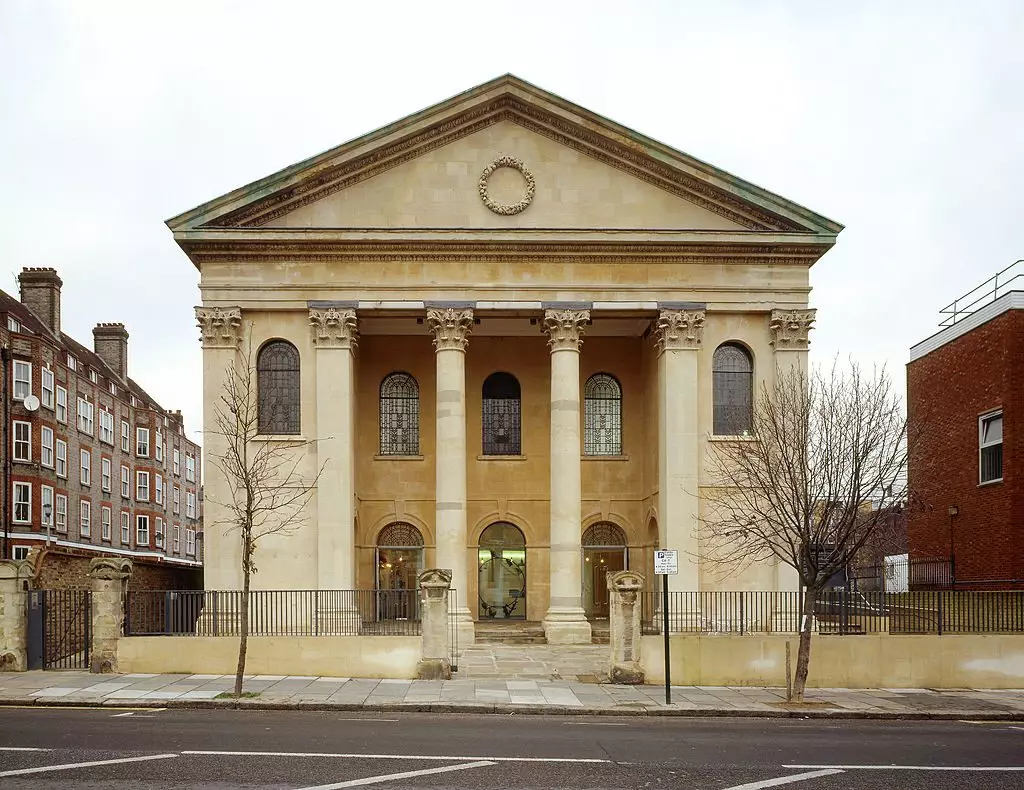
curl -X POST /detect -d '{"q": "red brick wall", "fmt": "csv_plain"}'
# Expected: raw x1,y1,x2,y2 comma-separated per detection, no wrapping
907,309,1022,587
32,547,202,591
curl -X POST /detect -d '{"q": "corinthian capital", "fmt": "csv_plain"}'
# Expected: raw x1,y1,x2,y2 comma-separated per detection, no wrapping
195,306,242,349
769,308,816,350
654,309,705,352
426,307,473,352
542,309,589,352
310,306,358,349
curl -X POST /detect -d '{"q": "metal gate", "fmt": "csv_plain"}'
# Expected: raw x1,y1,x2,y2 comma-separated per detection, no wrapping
449,589,459,673
27,589,92,670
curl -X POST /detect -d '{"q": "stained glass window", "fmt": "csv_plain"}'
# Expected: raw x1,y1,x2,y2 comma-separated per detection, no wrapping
584,373,622,455
380,373,420,455
482,372,521,456
257,341,300,435
712,343,753,436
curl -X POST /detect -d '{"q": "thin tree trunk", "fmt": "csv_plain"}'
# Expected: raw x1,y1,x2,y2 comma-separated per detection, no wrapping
234,541,251,697
791,585,816,702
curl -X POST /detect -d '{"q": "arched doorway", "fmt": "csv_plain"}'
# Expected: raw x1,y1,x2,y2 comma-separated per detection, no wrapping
582,522,628,619
376,522,424,620
478,522,526,620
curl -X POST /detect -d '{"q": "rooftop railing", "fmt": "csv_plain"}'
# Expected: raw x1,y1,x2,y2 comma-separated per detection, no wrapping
939,259,1024,327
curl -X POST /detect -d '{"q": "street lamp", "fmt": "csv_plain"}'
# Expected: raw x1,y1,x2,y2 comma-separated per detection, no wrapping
43,503,53,547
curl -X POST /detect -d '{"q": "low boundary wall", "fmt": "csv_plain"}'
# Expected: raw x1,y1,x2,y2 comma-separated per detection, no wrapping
640,634,1024,689
118,636,421,678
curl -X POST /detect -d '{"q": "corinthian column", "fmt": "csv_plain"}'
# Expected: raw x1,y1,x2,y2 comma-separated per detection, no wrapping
541,308,592,645
654,307,704,607
195,306,243,591
426,306,475,646
769,308,815,599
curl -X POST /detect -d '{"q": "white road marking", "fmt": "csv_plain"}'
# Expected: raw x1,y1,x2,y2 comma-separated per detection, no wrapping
566,722,629,727
1009,726,1024,731
785,764,1024,772
110,712,134,718
181,750,609,763
0,747,51,752
294,760,494,789
720,769,844,790
0,752,178,778
334,718,399,722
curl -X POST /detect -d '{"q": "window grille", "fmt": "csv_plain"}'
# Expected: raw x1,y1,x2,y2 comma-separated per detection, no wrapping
582,522,627,547
482,372,521,456
257,340,301,434
377,522,424,547
712,344,753,436
379,373,420,455
584,373,622,455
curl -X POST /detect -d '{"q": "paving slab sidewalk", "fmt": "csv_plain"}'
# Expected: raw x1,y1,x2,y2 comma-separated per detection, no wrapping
2,672,1024,719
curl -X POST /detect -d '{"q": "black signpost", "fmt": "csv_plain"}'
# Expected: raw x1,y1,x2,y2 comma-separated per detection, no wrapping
654,549,678,705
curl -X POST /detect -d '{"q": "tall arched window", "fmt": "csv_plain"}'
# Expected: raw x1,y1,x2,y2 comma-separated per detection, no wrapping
379,373,419,455
482,372,521,455
584,373,622,456
257,340,300,435
712,343,753,436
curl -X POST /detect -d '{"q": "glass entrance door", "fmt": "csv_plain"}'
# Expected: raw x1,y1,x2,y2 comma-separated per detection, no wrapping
478,522,527,620
582,547,626,619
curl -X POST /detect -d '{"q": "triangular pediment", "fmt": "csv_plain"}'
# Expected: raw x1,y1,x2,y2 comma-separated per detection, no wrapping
168,75,842,237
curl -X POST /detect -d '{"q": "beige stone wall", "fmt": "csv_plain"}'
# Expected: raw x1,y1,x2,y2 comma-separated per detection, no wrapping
641,634,1024,689
117,635,421,678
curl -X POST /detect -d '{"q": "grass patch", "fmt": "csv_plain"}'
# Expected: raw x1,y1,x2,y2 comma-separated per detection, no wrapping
215,691,261,700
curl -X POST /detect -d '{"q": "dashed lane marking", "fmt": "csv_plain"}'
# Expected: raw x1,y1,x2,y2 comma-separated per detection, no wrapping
294,760,495,789
785,764,1024,772
721,770,844,790
181,750,609,763
0,752,178,778
0,747,51,752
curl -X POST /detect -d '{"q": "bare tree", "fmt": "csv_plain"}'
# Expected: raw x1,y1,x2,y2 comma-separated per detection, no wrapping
209,338,323,697
700,361,909,702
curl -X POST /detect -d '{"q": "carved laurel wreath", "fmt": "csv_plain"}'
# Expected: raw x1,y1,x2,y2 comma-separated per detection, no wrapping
478,155,535,215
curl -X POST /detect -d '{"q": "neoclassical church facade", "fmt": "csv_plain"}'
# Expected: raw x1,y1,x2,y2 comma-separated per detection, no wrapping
170,76,840,644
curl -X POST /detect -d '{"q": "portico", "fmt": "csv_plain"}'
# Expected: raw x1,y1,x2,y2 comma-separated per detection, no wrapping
175,75,840,645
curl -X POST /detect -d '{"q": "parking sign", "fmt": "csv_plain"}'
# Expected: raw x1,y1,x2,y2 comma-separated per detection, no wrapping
654,549,678,575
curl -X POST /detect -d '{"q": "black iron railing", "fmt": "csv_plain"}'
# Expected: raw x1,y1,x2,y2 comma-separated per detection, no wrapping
639,590,1024,635
849,557,954,591
124,590,423,637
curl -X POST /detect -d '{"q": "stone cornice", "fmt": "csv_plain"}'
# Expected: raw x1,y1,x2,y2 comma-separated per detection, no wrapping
769,308,816,350
195,306,242,348
426,307,474,351
542,309,590,351
654,309,705,352
309,306,358,349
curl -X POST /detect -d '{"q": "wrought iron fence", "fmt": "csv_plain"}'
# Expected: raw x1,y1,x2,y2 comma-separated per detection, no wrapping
639,590,1024,635
849,557,954,591
27,589,91,670
124,590,422,637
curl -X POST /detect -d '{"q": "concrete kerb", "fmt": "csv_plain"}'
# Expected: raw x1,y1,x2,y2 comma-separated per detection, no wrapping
2,697,1022,720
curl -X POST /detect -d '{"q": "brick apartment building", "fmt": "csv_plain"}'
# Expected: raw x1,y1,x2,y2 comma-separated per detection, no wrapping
1,268,202,588
907,261,1022,589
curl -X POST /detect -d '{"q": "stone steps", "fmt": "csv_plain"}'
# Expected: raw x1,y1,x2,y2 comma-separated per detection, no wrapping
474,621,548,645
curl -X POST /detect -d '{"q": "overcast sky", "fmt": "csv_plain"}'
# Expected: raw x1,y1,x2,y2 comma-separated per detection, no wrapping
1,0,1020,443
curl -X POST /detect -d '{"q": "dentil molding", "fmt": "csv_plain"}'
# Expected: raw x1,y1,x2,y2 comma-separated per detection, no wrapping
426,307,474,351
309,306,358,349
542,309,590,351
654,309,705,352
769,308,816,349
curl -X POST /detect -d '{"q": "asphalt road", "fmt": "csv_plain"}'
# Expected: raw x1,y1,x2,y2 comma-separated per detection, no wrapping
0,707,1022,789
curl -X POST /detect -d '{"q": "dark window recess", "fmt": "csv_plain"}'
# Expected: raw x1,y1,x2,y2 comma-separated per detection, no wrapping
380,373,420,455
584,373,622,456
257,341,300,435
482,372,521,456
712,344,753,436
980,413,1003,483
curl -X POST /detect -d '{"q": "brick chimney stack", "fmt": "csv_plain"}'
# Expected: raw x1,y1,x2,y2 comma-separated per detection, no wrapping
18,268,62,335
93,323,129,380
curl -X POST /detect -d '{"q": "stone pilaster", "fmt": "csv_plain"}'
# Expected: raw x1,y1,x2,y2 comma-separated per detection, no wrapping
608,570,645,684
195,306,244,590
0,559,34,671
654,308,704,600
417,569,452,680
769,308,815,599
541,308,592,644
88,557,132,674
426,307,475,646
